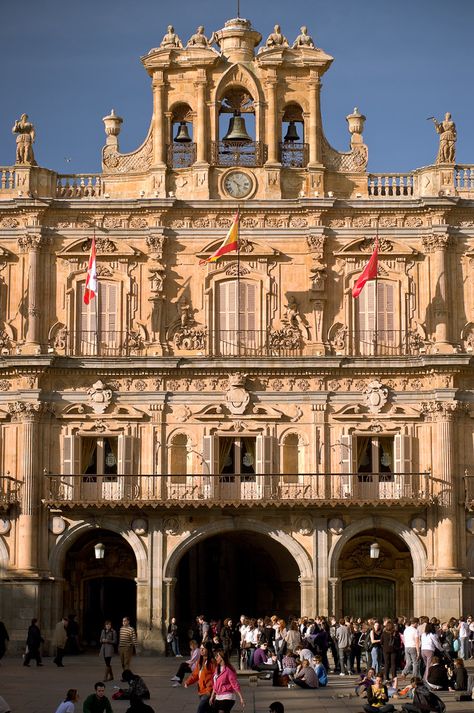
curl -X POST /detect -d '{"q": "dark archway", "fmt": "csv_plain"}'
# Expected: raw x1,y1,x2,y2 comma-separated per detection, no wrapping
174,531,299,629
64,528,137,646
338,528,413,618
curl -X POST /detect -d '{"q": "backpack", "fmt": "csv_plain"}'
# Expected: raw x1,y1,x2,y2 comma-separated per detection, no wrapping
364,629,373,652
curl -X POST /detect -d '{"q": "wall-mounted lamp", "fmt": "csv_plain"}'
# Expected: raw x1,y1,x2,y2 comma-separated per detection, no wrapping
94,542,105,560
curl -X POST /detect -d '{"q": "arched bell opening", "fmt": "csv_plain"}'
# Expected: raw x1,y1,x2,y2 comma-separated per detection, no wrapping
337,528,413,619
213,87,264,167
168,103,196,168
281,103,308,167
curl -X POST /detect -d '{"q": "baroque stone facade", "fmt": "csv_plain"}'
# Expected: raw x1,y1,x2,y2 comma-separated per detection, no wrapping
0,16,474,653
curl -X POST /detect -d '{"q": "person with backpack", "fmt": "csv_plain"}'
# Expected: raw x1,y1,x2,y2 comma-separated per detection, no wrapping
401,677,446,713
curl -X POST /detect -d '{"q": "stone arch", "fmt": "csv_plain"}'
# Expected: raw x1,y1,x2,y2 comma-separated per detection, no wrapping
49,519,147,580
215,63,263,105
328,516,426,580
0,535,9,578
164,517,313,581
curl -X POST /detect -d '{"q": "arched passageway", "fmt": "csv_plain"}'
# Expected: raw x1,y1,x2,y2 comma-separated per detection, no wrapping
338,528,413,619
63,528,137,645
174,531,300,627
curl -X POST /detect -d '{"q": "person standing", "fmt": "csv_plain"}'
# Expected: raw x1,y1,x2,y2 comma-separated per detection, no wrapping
402,618,420,678
185,641,216,713
0,620,9,664
167,617,181,657
83,682,113,713
54,689,79,713
100,620,117,681
335,618,352,676
119,617,137,670
24,618,44,666
209,649,245,713
53,617,68,667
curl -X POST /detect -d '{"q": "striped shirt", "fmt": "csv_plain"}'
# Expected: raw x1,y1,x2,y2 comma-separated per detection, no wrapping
119,625,137,648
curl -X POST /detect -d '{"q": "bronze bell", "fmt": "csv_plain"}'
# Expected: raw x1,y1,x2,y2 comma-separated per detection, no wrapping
174,121,192,143
284,121,300,143
222,111,253,144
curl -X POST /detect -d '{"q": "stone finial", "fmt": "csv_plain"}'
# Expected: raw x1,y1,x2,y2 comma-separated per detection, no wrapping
430,113,456,164
346,107,366,147
103,109,123,137
12,114,36,165
265,24,288,48
160,25,183,49
292,26,316,49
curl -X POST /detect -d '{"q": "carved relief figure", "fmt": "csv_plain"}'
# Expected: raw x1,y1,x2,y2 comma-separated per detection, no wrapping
187,26,213,47
12,114,36,165
265,24,288,47
160,25,183,49
292,26,315,49
431,113,456,164
285,295,302,328
178,299,191,327
310,264,326,291
149,265,165,293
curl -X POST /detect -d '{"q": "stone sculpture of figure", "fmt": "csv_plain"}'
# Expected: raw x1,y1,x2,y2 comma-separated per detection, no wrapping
286,295,302,327
149,266,165,293
160,25,183,49
187,25,212,47
265,24,289,47
431,113,457,164
12,114,36,165
179,299,191,327
292,26,315,49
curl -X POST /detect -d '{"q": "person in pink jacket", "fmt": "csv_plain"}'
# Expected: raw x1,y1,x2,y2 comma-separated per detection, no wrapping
209,649,245,713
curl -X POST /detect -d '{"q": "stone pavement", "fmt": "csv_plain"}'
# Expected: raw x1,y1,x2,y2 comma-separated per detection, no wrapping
1,654,474,713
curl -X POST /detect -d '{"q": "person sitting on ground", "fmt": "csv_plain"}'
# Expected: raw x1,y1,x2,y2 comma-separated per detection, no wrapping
252,644,281,685
356,668,376,697
312,654,328,686
269,703,284,713
293,658,319,689
120,669,150,700
363,672,395,713
295,644,314,663
125,694,155,713
449,657,467,691
170,639,200,685
54,689,79,713
401,677,446,713
281,649,297,676
426,656,450,691
83,682,113,713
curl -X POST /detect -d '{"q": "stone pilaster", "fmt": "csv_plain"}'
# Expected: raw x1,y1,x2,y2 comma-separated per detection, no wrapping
265,73,279,165
17,232,50,353
421,232,453,352
152,72,166,167
195,76,207,165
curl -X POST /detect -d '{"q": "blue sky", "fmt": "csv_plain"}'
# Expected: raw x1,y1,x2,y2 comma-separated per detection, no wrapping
1,0,473,175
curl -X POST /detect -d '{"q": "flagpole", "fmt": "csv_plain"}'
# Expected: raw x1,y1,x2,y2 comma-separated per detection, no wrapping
93,229,99,356
374,222,379,357
237,205,241,357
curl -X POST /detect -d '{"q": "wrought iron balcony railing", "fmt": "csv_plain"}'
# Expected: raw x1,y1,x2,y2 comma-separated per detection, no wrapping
167,143,197,169
210,141,267,167
279,142,309,168
51,330,145,357
43,472,433,507
0,475,22,507
339,329,426,357
206,330,302,357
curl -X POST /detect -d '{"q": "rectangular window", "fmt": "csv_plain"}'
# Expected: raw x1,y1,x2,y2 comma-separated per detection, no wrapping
77,282,120,356
217,280,259,355
356,281,398,355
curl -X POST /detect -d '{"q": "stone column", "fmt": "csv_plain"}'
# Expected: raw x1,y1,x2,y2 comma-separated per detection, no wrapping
195,77,207,165
18,232,48,352
265,74,279,165
163,576,176,626
329,577,339,616
10,401,44,571
308,72,322,166
152,72,166,167
422,233,452,351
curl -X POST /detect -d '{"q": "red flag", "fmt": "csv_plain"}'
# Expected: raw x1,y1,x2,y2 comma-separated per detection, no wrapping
84,236,97,305
199,212,239,265
352,239,379,298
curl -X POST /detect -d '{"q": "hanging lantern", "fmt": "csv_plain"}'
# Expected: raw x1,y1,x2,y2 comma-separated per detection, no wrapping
174,121,192,143
369,541,380,559
94,542,105,560
222,111,252,144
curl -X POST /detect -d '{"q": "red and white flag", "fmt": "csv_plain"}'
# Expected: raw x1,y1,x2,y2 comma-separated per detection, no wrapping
83,236,97,305
352,239,379,298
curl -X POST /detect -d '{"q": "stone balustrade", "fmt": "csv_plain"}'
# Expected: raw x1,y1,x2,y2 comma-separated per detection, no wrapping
455,165,474,193
0,167,16,192
368,173,414,197
56,173,102,198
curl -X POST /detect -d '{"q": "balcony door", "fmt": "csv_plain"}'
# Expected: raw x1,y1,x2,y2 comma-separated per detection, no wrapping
217,280,259,356
219,437,257,499
77,281,120,356
356,281,397,355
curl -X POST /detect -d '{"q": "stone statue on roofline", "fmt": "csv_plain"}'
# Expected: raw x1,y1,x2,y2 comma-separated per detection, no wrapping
12,114,36,165
160,25,183,49
265,24,289,48
429,112,456,164
292,26,316,49
187,25,215,47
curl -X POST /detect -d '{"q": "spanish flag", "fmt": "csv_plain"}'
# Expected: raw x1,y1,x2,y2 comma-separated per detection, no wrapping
200,212,239,264
352,238,379,298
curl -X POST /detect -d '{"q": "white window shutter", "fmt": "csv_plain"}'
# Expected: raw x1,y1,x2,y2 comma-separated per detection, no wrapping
339,434,354,499
394,434,412,474
118,434,134,475
256,435,273,474
62,434,80,475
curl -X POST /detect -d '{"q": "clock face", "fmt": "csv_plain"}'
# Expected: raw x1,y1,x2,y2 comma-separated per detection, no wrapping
223,171,253,199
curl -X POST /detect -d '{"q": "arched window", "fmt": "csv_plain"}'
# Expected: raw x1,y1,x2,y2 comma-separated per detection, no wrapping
168,103,196,168
281,103,307,168
213,87,263,167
